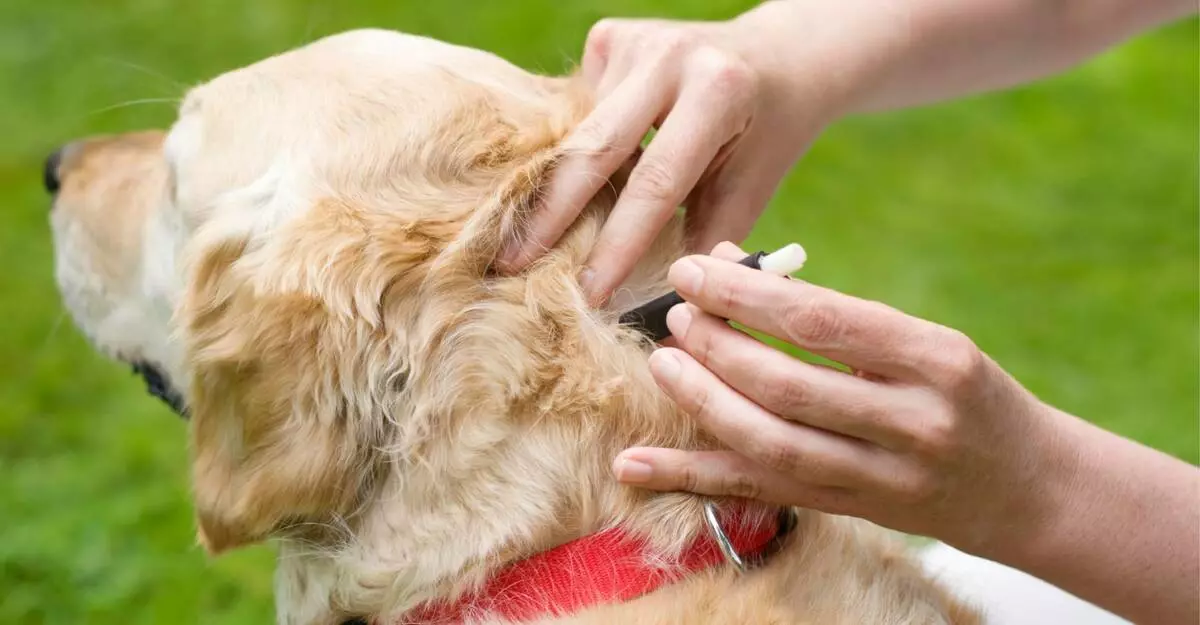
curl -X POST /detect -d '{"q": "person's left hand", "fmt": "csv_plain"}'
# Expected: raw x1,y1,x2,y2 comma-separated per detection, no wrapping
494,12,840,305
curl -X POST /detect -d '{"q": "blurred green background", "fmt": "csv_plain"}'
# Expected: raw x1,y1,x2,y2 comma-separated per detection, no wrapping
0,0,1195,623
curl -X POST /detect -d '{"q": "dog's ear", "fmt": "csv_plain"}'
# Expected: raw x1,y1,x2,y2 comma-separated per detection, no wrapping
181,238,380,553
428,73,593,277
432,150,560,278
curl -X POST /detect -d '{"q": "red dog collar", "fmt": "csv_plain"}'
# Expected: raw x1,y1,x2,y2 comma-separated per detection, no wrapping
389,503,797,624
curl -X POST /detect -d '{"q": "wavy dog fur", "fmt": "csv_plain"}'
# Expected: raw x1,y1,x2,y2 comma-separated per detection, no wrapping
49,29,979,624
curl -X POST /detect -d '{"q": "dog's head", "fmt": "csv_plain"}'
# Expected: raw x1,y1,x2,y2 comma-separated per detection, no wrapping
48,30,677,557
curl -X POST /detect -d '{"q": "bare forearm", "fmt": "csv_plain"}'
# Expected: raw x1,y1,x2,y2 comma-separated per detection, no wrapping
733,0,1196,117
987,408,1200,625
852,0,1196,111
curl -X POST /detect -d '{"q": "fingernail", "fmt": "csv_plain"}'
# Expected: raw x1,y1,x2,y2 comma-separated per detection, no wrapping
669,258,704,294
578,266,596,291
649,349,681,382
665,303,692,336
614,456,654,483
497,243,520,272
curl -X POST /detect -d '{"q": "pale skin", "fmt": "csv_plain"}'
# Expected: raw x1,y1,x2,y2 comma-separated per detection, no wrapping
497,0,1200,623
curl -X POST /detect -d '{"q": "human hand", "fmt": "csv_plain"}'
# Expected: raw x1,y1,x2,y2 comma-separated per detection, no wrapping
496,0,1197,305
496,10,842,304
613,242,1081,556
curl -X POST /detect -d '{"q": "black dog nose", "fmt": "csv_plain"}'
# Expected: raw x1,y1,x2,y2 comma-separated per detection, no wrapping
44,147,65,194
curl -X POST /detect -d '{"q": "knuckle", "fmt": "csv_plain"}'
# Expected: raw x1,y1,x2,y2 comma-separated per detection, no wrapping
720,472,762,500
753,439,805,475
678,464,703,493
894,470,942,506
682,319,718,369
594,229,642,261
628,157,683,204
587,18,620,50
569,119,622,162
692,47,758,95
683,377,715,421
654,29,696,58
905,407,961,458
712,273,745,312
931,330,986,393
811,488,857,516
780,295,845,347
755,371,812,414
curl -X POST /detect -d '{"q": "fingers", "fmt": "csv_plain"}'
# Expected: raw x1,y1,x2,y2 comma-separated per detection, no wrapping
653,242,740,349
667,254,957,382
581,55,756,303
496,63,671,274
665,302,920,449
612,448,857,512
646,347,887,489
708,240,746,262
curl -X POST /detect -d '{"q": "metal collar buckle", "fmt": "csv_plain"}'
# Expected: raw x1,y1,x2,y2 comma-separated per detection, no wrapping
703,501,798,574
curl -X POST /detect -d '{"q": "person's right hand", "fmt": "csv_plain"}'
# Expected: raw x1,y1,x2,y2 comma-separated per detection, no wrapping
614,243,1080,554
614,243,1200,625
495,9,844,304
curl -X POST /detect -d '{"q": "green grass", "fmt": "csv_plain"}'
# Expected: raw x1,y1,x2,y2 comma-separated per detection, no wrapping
0,1,1195,623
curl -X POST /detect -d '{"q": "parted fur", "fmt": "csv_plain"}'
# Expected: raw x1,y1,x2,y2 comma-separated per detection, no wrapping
50,29,979,625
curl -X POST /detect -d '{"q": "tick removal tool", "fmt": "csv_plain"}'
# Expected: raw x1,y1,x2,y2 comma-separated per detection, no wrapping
619,243,807,341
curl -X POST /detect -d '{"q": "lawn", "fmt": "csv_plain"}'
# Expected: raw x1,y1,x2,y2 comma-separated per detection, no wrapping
0,1,1195,623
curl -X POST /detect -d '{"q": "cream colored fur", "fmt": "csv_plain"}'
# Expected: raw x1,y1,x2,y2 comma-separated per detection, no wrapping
49,29,979,625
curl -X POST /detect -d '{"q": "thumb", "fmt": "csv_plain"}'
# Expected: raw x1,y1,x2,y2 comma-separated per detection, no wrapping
685,171,779,255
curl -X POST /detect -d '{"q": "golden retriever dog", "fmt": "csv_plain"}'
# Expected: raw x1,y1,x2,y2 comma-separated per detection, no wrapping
46,29,979,624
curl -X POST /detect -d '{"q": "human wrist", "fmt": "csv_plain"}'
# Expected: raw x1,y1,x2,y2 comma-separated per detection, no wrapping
974,404,1094,569
724,0,921,122
911,395,1077,567
722,1,854,128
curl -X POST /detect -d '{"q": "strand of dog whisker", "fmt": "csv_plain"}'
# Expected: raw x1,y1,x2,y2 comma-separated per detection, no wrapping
83,97,182,118
552,49,578,75
12,312,70,396
96,57,190,91
33,311,68,361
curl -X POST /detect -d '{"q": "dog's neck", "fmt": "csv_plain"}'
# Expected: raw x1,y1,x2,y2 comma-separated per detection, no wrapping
273,212,753,623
